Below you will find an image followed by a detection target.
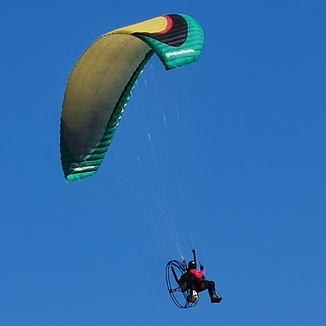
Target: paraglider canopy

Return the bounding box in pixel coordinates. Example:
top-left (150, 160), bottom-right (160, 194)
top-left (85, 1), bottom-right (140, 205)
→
top-left (60, 14), bottom-right (204, 181)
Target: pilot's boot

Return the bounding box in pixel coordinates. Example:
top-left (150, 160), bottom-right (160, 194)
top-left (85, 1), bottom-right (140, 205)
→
top-left (210, 292), bottom-right (222, 303)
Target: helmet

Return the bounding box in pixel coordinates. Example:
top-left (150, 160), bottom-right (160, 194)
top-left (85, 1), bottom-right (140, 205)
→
top-left (188, 261), bottom-right (196, 269)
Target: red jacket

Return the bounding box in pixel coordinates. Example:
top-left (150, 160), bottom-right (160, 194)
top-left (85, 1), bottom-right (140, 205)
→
top-left (188, 268), bottom-right (204, 282)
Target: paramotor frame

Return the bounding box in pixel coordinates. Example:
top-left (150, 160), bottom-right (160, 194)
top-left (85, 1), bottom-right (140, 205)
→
top-left (165, 259), bottom-right (199, 308)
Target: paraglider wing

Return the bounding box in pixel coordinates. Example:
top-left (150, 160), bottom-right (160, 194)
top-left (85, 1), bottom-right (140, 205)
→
top-left (60, 14), bottom-right (204, 181)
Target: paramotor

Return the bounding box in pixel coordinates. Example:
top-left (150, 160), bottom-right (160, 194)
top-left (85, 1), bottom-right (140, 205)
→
top-left (165, 259), bottom-right (199, 308)
top-left (165, 249), bottom-right (200, 308)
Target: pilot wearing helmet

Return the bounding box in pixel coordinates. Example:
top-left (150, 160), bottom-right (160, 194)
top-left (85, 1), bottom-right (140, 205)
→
top-left (181, 260), bottom-right (222, 303)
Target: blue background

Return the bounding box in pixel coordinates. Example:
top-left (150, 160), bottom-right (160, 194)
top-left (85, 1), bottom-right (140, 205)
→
top-left (1, 1), bottom-right (325, 325)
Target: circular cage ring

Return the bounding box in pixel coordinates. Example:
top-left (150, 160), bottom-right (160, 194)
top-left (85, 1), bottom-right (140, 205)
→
top-left (165, 260), bottom-right (199, 309)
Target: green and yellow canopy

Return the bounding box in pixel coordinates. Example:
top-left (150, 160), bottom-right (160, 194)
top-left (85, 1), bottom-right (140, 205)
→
top-left (60, 14), bottom-right (204, 181)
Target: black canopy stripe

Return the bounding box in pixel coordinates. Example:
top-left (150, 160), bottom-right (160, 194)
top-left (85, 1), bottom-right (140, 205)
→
top-left (134, 14), bottom-right (188, 47)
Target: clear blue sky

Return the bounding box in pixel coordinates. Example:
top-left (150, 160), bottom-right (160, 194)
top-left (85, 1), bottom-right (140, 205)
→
top-left (1, 1), bottom-right (326, 325)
